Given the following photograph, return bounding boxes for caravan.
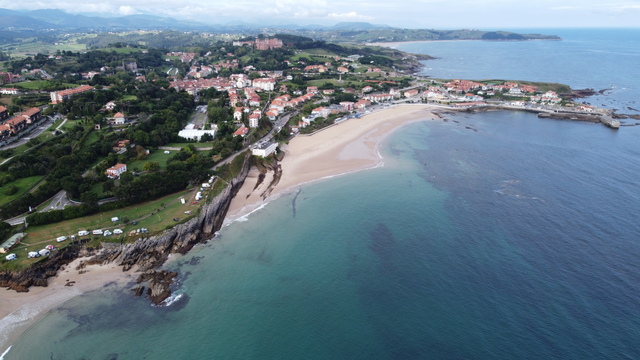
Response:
[5,253,17,261]
[56,236,67,242]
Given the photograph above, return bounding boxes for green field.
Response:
[14,81,78,91]
[127,149,177,171]
[0,176,44,206]
[0,41,86,57]
[164,142,213,149]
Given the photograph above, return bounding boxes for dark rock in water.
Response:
[138,270,178,305]
[132,285,145,297]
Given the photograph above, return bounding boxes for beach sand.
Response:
[0,259,138,354]
[0,103,440,355]
[227,104,440,219]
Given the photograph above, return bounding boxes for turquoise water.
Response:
[5,30,640,359]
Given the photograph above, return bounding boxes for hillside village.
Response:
[0,33,614,269]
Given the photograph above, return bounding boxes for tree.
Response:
[102,178,115,194]
[142,161,161,172]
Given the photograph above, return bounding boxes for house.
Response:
[0,88,21,95]
[105,163,127,178]
[340,101,355,111]
[265,111,277,121]
[104,101,117,111]
[354,100,371,109]
[233,126,249,137]
[112,112,126,125]
[306,86,319,94]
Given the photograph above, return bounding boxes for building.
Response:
[0,106,8,122]
[0,233,26,254]
[255,38,283,51]
[105,163,127,178]
[50,85,93,104]
[252,142,278,157]
[178,129,216,141]
[0,88,21,95]
[233,126,249,137]
[112,112,126,125]
[252,78,276,91]
[249,112,260,128]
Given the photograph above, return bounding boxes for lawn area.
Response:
[127,149,177,171]
[122,95,138,101]
[23,189,198,244]
[14,81,77,91]
[0,175,44,207]
[101,47,143,54]
[164,142,213,149]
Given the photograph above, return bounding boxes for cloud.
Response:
[327,11,373,20]
[117,5,138,15]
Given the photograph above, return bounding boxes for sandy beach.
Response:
[0,259,138,354]
[227,104,440,219]
[0,103,439,355]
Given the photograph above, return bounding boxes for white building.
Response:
[178,129,216,141]
[252,78,276,91]
[252,142,278,157]
[105,163,127,178]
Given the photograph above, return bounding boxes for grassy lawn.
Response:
[101,47,143,54]
[14,81,77,91]
[164,142,213,149]
[23,189,198,244]
[128,149,177,171]
[0,175,44,207]
[122,95,138,101]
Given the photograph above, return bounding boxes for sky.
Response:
[1,0,640,28]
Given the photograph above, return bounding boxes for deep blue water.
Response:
[4,29,640,359]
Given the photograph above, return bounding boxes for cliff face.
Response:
[0,153,252,300]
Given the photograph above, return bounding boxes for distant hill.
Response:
[0,8,561,42]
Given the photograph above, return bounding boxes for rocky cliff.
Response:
[0,153,252,303]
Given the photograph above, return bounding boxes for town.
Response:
[0,32,617,270]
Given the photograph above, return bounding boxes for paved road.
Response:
[0,118,54,150]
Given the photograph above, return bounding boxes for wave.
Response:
[0,346,11,360]
[161,293,184,307]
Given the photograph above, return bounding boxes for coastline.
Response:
[0,259,138,354]
[0,104,439,356]
[227,104,440,220]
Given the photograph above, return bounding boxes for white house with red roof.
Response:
[233,126,249,137]
[106,163,127,178]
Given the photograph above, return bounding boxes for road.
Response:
[4,190,75,226]
[0,117,54,150]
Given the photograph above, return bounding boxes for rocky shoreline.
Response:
[0,152,252,305]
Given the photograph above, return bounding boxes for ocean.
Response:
[4,29,640,359]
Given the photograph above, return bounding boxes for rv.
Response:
[92,229,103,235]
[78,230,90,236]
[38,249,50,257]
[5,253,17,261]
[28,251,40,258]
[103,230,112,237]
[56,236,67,242]
[113,229,123,235]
